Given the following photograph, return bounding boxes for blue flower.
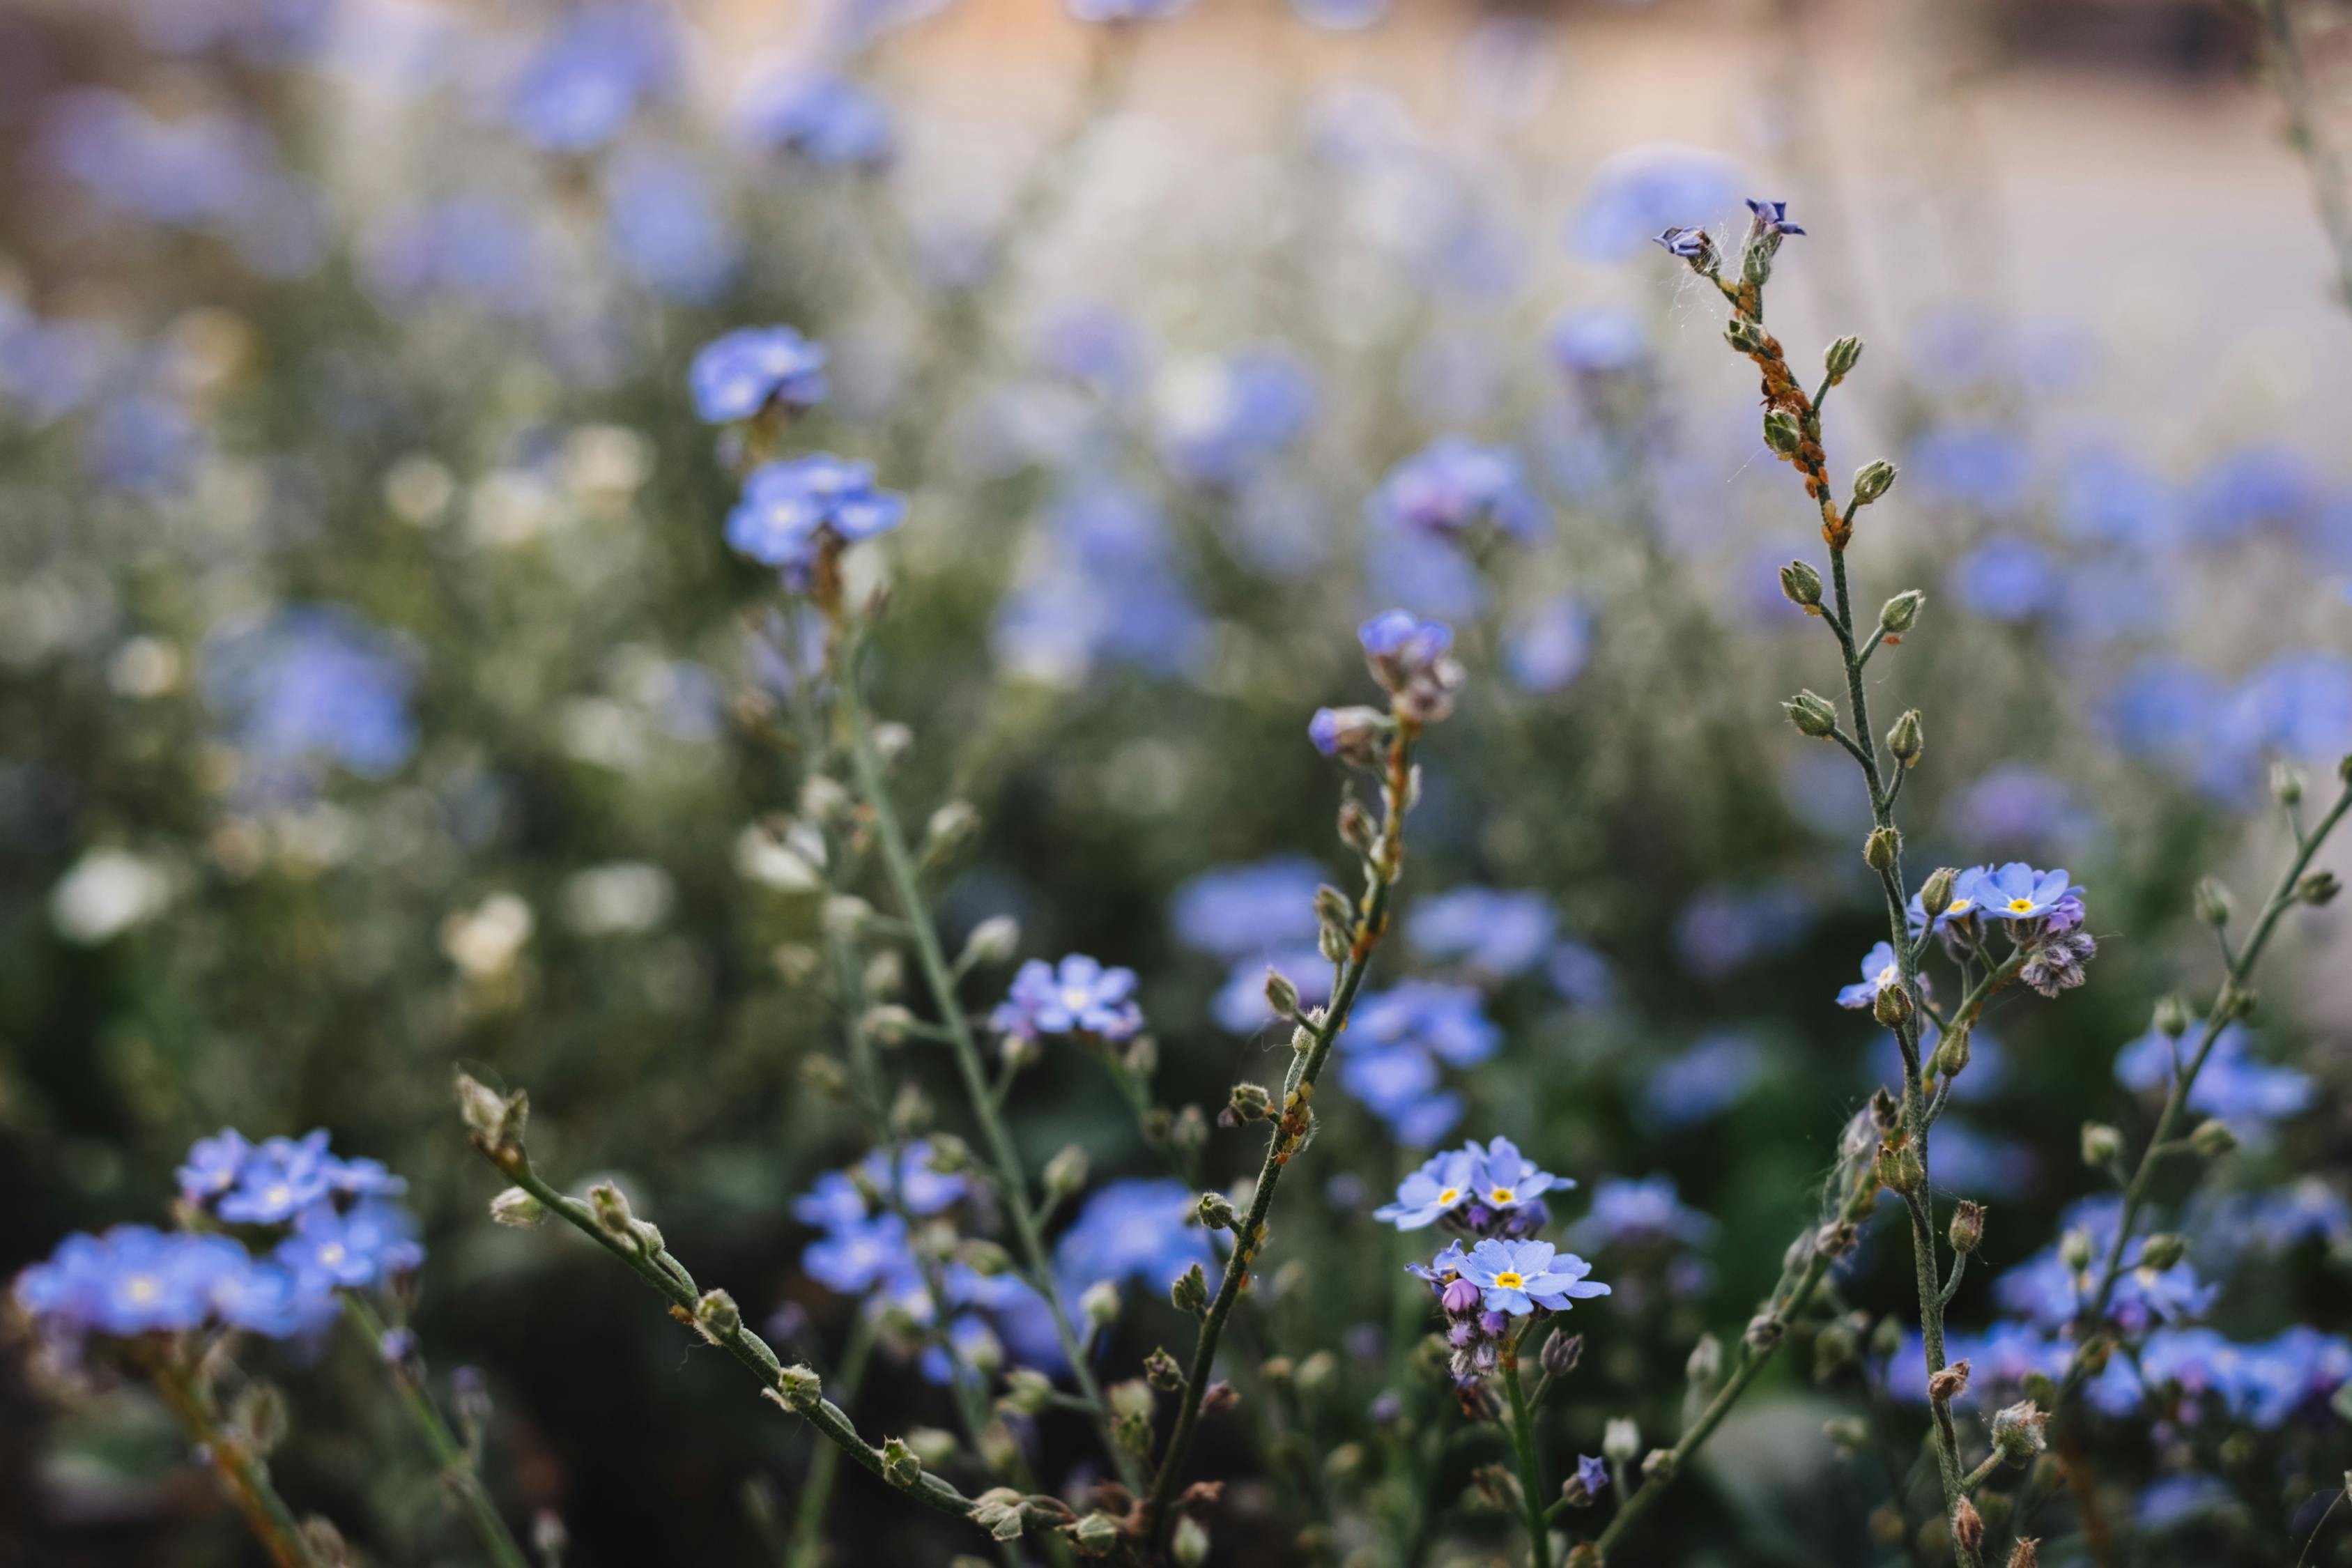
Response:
[2183,445,2314,542]
[990,483,1208,682]
[1576,1454,1610,1496]
[990,954,1145,1043]
[1743,197,1804,237]
[725,455,907,580]
[1066,0,1194,22]
[2136,1475,2236,1530]
[804,1212,921,1296]
[1154,350,1314,486]
[275,1199,424,1290]
[363,197,543,318]
[1355,982,1500,1068]
[1907,422,2030,516]
[210,1257,337,1338]
[1548,306,1647,377]
[1960,862,2080,924]
[606,150,737,304]
[1836,941,1905,1010]
[1372,1147,1480,1230]
[690,327,829,423]
[1949,766,2095,852]
[1358,608,1450,664]
[177,1129,253,1201]
[1468,1137,1565,1215]
[1212,947,1331,1033]
[1338,1046,1457,1145]
[1459,1238,1608,1315]
[1504,596,1592,694]
[1368,436,1541,544]
[1650,226,1709,261]
[1569,1176,1716,1251]
[1951,537,2059,622]
[1408,888,1555,978]
[1052,1180,1213,1300]
[201,608,418,795]
[1639,1031,1766,1128]
[1172,859,1323,958]
[505,5,675,153]
[12,1226,282,1340]
[1570,142,1740,263]
[215,1130,336,1224]
[736,71,894,168]
[2114,1023,2314,1132]
[1546,939,1615,1010]
[862,1142,970,1217]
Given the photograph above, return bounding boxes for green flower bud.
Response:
[587,1181,635,1238]
[1685,1333,1722,1387]
[1601,1417,1642,1463]
[456,1073,529,1156]
[1144,1347,1185,1391]
[489,1186,545,1228]
[2189,1118,2238,1158]
[1070,1512,1121,1556]
[1949,1201,1985,1255]
[1641,1447,1678,1484]
[1823,1415,1871,1452]
[921,800,981,862]
[1824,335,1864,381]
[1263,967,1300,1018]
[1886,709,1923,767]
[1082,1279,1121,1330]
[1780,560,1824,608]
[2060,1227,2095,1273]
[1880,590,1924,636]
[2195,876,2234,928]
[1919,866,1960,920]
[2298,869,2342,906]
[1872,979,1912,1028]
[1852,460,1898,506]
[972,1488,1027,1542]
[2080,1122,2123,1167]
[777,1364,822,1412]
[1990,1401,2048,1466]
[879,1436,922,1491]
[1197,1192,1238,1231]
[1785,690,1840,738]
[1171,1262,1209,1316]
[1042,1145,1089,1201]
[1227,1082,1273,1122]
[1875,1139,1925,1193]
[1172,1516,1210,1567]
[695,1289,741,1339]
[1865,825,1902,870]
[2136,1232,2188,1271]
[1763,410,1804,455]
[1929,1024,1973,1080]
[1540,1328,1584,1377]
[2153,993,2190,1037]
[1870,1316,1904,1360]
[2271,762,2305,806]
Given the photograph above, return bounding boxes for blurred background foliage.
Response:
[3,0,2352,1563]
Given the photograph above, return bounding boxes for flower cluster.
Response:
[1337,983,1499,1144]
[689,325,829,423]
[724,454,909,587]
[1368,436,1541,544]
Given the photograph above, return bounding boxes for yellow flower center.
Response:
[1436,1187,1460,1205]
[1946,897,1972,916]
[1489,1187,1516,1205]
[2007,898,2037,915]
[1493,1270,1524,1290]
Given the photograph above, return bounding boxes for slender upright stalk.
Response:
[1501,1350,1553,1568]
[342,1293,531,1568]
[2258,0,2352,314]
[1143,728,1419,1546]
[148,1358,321,1568]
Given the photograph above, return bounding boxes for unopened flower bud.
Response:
[1296,1351,1337,1395]
[1824,335,1864,381]
[1875,1139,1924,1193]
[1081,1279,1121,1330]
[2059,1227,2095,1272]
[1540,1330,1584,1377]
[921,801,981,861]
[1042,1145,1089,1203]
[456,1073,528,1155]
[959,915,1020,968]
[1228,1082,1273,1122]
[1990,1400,2047,1465]
[1880,590,1925,636]
[1071,1512,1121,1555]
[2080,1122,2123,1168]
[1886,710,1923,767]
[971,1487,1026,1542]
[2136,1232,2188,1271]
[863,1004,916,1045]
[1762,410,1804,455]
[2195,876,2234,928]
[1171,1262,1209,1316]
[1685,1333,1722,1386]
[695,1289,741,1339]
[1865,825,1902,870]
[1953,1497,1984,1553]
[1780,560,1824,609]
[879,1436,922,1490]
[889,1083,932,1137]
[1813,1319,1859,1382]
[1948,1200,1985,1255]
[587,1181,635,1238]
[1920,867,1959,919]
[1785,690,1839,738]
[1308,706,1387,767]
[777,1364,822,1412]
[2007,1537,2040,1568]
[1197,1192,1238,1231]
[2189,1118,2238,1158]
[1930,1024,1973,1080]
[2298,869,2342,906]
[1171,1516,1209,1567]
[1873,981,1912,1028]
[1144,1347,1185,1391]
[2272,761,2306,806]
[1870,1316,1903,1360]
[1852,459,1898,506]
[1641,1447,1677,1484]
[1744,1314,1783,1352]
[1928,1360,1971,1404]
[1602,1417,1641,1463]
[1337,797,1378,855]
[1263,969,1300,1018]
[489,1187,545,1228]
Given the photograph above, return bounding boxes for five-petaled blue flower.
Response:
[1744,198,1805,236]
[725,455,907,578]
[1961,862,2080,924]
[1460,1238,1609,1316]
[689,326,828,422]
[1358,608,1452,665]
[1468,1136,1560,1214]
[991,954,1145,1042]
[1577,1454,1611,1496]
[1373,1146,1479,1230]
[1836,940,1905,1010]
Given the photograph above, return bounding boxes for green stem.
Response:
[343,1294,530,1568]
[839,658,1137,1492]
[1142,728,1419,1548]
[149,1358,322,1568]
[1502,1352,1553,1568]
[475,1144,981,1523]
[788,1314,877,1568]
[2259,0,2352,315]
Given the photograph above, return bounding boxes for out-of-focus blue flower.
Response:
[725,454,907,581]
[1172,857,1321,958]
[1155,351,1314,486]
[505,5,675,153]
[2183,445,2314,543]
[1950,765,2096,852]
[364,197,544,317]
[1546,939,1615,1010]
[690,326,829,423]
[1339,1046,1458,1145]
[1995,1196,2217,1335]
[737,70,895,168]
[1353,982,1500,1068]
[132,0,337,65]
[1291,0,1388,29]
[1639,1031,1765,1128]
[1836,941,1904,1011]
[1548,306,1647,377]
[1066,0,1193,19]
[2114,1023,2314,1132]
[178,1130,254,1202]
[1373,1146,1479,1230]
[1951,537,2059,622]
[2200,1179,2352,1256]
[1369,436,1540,544]
[1907,422,2030,517]
[275,1199,424,1289]
[990,954,1144,1042]
[0,311,120,425]
[1359,608,1451,666]
[992,483,1208,683]
[213,1130,336,1224]
[1212,948,1331,1035]
[1569,143,1741,263]
[860,1142,969,1217]
[2059,445,2175,547]
[1568,1176,1716,1252]
[1673,883,1813,980]
[2135,1475,2237,1530]
[1053,1179,1212,1299]
[201,608,419,792]
[1505,596,1592,694]
[41,91,286,233]
[2218,654,2352,781]
[1460,1238,1607,1315]
[804,1212,920,1295]
[1923,1119,2038,1201]
[14,1227,241,1338]
[1367,530,1489,623]
[1031,302,1147,394]
[1408,887,1555,977]
[2103,658,2227,776]
[85,394,203,495]
[606,149,737,303]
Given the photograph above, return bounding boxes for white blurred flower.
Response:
[51,849,174,944]
[735,823,822,891]
[443,892,535,978]
[562,862,675,935]
[107,636,183,697]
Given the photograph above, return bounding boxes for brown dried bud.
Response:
[1928,1360,1972,1405]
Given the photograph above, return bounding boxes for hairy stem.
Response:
[788,1314,877,1568]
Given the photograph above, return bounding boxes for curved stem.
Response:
[343,1293,531,1568]
[149,1358,322,1568]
